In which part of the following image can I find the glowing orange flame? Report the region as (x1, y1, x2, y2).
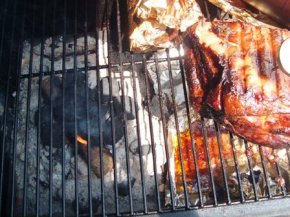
(77, 135, 88, 145)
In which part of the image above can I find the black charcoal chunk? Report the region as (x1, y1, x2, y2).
(118, 178, 136, 197)
(41, 76, 62, 103)
(79, 198, 101, 215)
(74, 103, 124, 146)
(210, 186, 228, 202)
(53, 73, 89, 122)
(35, 105, 64, 148)
(37, 75, 125, 149)
(114, 96, 136, 120)
(53, 93, 86, 123)
(102, 113, 124, 145)
(248, 170, 261, 185)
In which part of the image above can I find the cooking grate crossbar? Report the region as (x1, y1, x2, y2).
(0, 0, 290, 217)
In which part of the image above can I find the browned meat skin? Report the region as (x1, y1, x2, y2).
(185, 19, 290, 148)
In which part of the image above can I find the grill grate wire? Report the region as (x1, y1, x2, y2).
(178, 46, 203, 208)
(116, 0, 138, 213)
(107, 1, 121, 215)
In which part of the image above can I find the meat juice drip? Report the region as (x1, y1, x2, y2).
(173, 122, 232, 186)
(173, 121, 290, 199)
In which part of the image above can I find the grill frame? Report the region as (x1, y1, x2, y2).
(0, 0, 290, 216)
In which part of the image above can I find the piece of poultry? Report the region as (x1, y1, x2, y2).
(184, 19, 290, 148)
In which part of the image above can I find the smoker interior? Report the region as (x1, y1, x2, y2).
(1, 0, 290, 216)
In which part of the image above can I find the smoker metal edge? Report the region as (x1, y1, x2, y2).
(149, 198, 290, 217)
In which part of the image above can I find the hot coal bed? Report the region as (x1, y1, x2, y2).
(15, 36, 192, 215)
(16, 33, 174, 215)
(1, 0, 290, 217)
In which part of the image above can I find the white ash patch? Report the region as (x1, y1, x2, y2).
(21, 30, 110, 75)
(147, 47, 186, 107)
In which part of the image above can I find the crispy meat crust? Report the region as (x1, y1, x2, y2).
(185, 19, 290, 148)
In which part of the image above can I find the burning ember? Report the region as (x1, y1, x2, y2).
(77, 135, 88, 145)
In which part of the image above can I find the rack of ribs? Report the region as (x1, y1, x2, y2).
(184, 19, 290, 148)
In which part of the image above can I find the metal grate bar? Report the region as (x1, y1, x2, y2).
(115, 0, 136, 214)
(275, 162, 287, 196)
(73, 0, 79, 215)
(214, 122, 231, 204)
(131, 53, 161, 212)
(18, 56, 189, 80)
(202, 3, 222, 205)
(258, 145, 272, 199)
(61, 0, 67, 215)
(177, 45, 203, 208)
(120, 36, 134, 215)
(49, 0, 58, 215)
(35, 0, 47, 215)
(229, 133, 245, 203)
(83, 0, 93, 216)
(10, 45, 23, 217)
(153, 53, 175, 210)
(166, 49, 189, 208)
(106, 1, 118, 215)
(94, 2, 108, 217)
(23, 1, 37, 214)
(244, 140, 259, 201)
(144, 54, 164, 213)
(128, 58, 141, 215)
(96, 29, 106, 217)
(200, 118, 217, 206)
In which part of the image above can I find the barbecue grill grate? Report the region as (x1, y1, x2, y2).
(1, 0, 290, 216)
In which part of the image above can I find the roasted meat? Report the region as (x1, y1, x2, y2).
(173, 120, 284, 186)
(184, 19, 290, 148)
(174, 120, 232, 185)
(172, 119, 290, 202)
